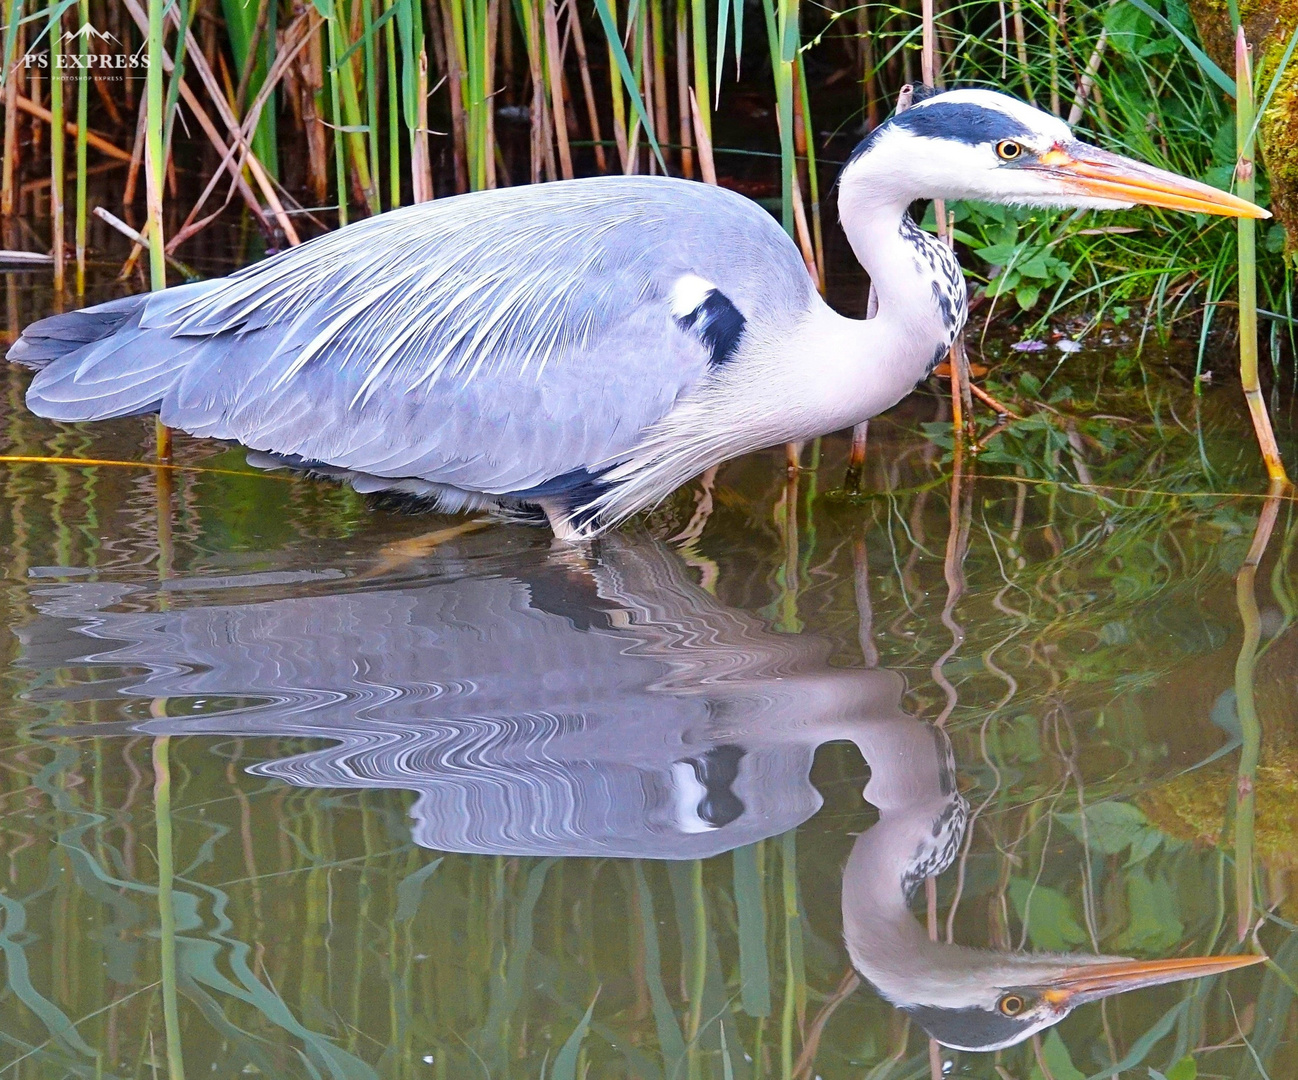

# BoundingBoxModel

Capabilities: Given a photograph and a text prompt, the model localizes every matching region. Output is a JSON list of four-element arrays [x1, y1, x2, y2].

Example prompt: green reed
[[5, 0, 1292, 352], [47, 0, 62, 291], [72, 0, 85, 292], [1, 381, 1297, 1075]]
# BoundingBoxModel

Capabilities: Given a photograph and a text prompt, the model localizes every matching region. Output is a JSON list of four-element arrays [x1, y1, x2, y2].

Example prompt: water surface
[[2, 255, 1297, 1078]]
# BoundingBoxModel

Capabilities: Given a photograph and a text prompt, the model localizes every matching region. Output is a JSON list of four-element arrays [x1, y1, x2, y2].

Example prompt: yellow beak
[[1040, 953, 1267, 1009], [1033, 142, 1270, 219]]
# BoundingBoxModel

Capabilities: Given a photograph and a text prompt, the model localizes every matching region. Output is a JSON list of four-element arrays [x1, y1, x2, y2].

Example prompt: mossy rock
[[1188, 0, 1298, 247], [1139, 754, 1298, 873]]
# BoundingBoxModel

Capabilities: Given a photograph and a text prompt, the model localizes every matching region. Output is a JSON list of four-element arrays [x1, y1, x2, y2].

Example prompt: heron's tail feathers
[[6, 294, 149, 371], [10, 282, 221, 423]]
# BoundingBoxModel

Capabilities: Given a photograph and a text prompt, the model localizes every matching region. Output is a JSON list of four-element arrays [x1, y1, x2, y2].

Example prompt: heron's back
[[13, 178, 813, 508]]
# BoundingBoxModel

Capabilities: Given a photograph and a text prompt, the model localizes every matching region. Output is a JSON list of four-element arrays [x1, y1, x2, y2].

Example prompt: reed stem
[[146, 0, 172, 459], [1235, 28, 1288, 484], [152, 734, 186, 1080], [49, 0, 64, 293], [0, 0, 19, 217], [327, 9, 349, 224], [1233, 491, 1281, 939], [75, 0, 89, 294]]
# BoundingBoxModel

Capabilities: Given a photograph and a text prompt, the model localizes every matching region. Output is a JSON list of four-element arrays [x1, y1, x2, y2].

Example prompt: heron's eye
[[998, 994, 1026, 1016], [996, 140, 1024, 162]]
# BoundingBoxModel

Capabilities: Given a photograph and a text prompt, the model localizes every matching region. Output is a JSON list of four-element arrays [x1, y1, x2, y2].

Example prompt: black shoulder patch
[[675, 289, 746, 369], [682, 744, 746, 827]]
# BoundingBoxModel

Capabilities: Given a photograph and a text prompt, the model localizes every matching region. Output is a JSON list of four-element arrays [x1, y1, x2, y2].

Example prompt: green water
[[2, 263, 1298, 1078]]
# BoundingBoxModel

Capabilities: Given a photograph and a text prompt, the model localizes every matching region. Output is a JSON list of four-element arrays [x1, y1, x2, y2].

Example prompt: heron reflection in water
[[18, 536, 1261, 1052]]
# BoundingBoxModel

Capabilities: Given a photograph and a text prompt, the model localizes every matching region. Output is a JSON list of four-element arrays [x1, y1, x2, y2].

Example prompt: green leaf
[[1165, 1055, 1198, 1080], [1106, 3, 1153, 55], [975, 242, 1019, 265], [989, 270, 1020, 296], [591, 0, 666, 171], [1056, 801, 1151, 856], [1123, 0, 1234, 97], [393, 857, 443, 922], [1113, 869, 1184, 953], [1018, 254, 1054, 279], [1016, 284, 1041, 309], [1031, 1030, 1085, 1080], [551, 989, 601, 1080], [1008, 879, 1090, 951]]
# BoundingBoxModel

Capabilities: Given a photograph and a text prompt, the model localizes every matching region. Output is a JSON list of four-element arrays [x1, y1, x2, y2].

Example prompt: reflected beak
[[1040, 953, 1267, 1010], [1032, 142, 1270, 219]]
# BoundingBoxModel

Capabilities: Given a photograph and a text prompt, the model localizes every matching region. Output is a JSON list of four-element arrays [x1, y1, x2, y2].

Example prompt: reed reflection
[[17, 535, 1259, 1053]]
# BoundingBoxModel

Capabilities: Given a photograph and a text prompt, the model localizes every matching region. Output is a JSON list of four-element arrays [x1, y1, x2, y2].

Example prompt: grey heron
[[18, 534, 1264, 1052], [7, 89, 1265, 538]]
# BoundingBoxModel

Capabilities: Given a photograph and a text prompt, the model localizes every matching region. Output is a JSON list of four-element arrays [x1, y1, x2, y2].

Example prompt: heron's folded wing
[[27, 179, 805, 495]]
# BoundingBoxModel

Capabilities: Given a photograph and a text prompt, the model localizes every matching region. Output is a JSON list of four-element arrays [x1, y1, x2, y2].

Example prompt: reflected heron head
[[893, 951, 1265, 1052], [841, 88, 1266, 219]]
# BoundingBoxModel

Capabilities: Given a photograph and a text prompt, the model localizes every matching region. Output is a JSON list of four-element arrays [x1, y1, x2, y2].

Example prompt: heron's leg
[[537, 497, 584, 543], [359, 518, 493, 578], [785, 440, 804, 476], [671, 464, 719, 546]]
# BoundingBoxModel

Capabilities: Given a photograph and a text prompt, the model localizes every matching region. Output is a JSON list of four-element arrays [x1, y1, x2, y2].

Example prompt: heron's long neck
[[839, 180, 965, 328], [754, 179, 967, 439], [840, 718, 973, 1000]]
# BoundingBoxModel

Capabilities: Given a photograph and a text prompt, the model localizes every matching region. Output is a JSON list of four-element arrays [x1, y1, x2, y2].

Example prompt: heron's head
[[839, 87, 1266, 219], [886, 950, 1264, 1052]]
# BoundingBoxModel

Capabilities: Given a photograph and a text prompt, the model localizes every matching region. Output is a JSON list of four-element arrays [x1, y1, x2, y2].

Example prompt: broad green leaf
[[1032, 1030, 1085, 1080], [1113, 869, 1183, 953], [1106, 3, 1153, 55], [975, 242, 1019, 265], [1056, 801, 1150, 856], [1124, 0, 1234, 97], [1008, 878, 1089, 951], [1016, 284, 1041, 309], [1018, 255, 1054, 280]]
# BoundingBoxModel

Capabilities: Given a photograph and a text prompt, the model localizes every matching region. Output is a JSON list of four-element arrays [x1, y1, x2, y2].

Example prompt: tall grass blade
[[1, 0, 20, 216], [153, 735, 187, 1080], [733, 843, 771, 1019], [222, 0, 280, 177], [632, 862, 687, 1072], [1234, 27, 1287, 482], [73, 0, 86, 293], [1126, 0, 1234, 98], [48, 0, 63, 292], [592, 0, 665, 169], [552, 988, 600, 1080]]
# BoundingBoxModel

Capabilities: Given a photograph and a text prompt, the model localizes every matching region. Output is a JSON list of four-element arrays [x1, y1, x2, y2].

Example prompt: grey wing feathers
[[14, 176, 810, 497]]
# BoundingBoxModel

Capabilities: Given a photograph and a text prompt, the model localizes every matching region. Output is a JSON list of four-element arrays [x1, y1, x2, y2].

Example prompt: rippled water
[[3, 253, 1298, 1077]]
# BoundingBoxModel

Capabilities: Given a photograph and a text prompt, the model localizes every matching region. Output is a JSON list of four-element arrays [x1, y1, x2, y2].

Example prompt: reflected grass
[[0, 354, 1294, 1077]]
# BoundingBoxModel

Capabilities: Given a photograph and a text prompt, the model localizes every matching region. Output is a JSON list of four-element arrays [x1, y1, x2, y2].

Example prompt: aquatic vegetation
[[0, 353, 1294, 1076], [0, 0, 1294, 338]]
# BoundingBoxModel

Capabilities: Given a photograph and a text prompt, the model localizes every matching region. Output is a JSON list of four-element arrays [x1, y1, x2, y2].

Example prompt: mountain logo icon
[[59, 24, 122, 46]]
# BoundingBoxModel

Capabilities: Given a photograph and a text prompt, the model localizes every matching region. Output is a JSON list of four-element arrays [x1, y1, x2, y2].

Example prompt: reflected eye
[[998, 994, 1026, 1016], [996, 140, 1024, 162]]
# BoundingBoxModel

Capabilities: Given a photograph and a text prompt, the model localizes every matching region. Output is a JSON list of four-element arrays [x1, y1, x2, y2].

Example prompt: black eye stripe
[[845, 100, 1037, 167], [892, 102, 1034, 147]]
